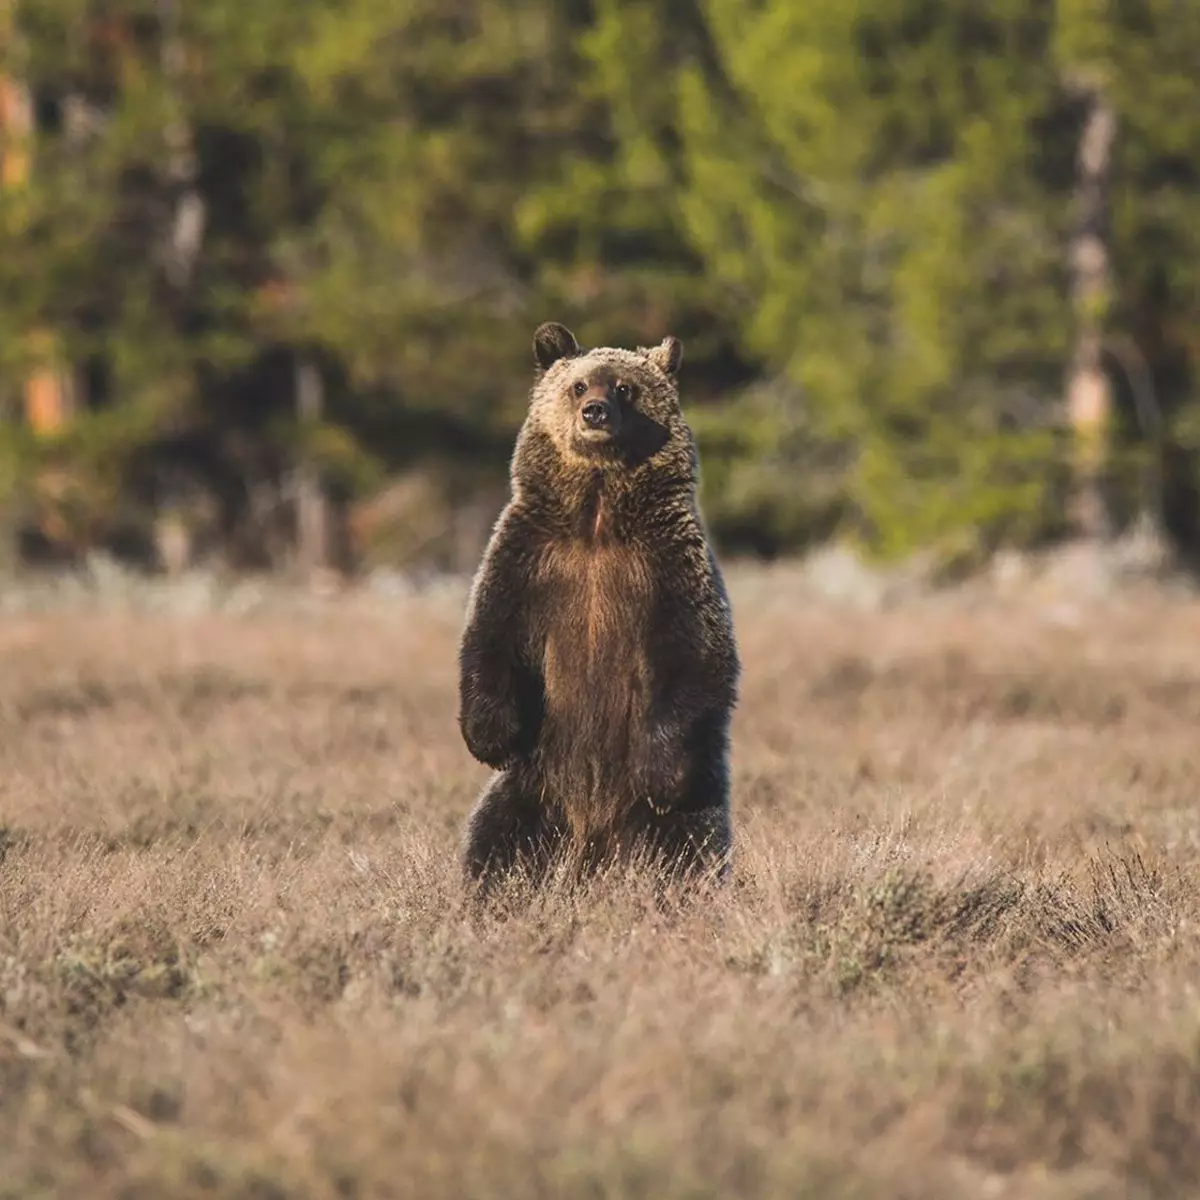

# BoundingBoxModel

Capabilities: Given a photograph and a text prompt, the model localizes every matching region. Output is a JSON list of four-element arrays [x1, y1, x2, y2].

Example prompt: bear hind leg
[[626, 801, 733, 885], [460, 771, 565, 892]]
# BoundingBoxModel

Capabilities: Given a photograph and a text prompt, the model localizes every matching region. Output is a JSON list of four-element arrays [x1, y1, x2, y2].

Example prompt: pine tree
[[663, 0, 1073, 562]]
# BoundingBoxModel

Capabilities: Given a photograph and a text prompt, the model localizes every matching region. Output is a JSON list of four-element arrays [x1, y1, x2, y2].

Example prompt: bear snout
[[581, 399, 613, 430], [576, 383, 621, 437]]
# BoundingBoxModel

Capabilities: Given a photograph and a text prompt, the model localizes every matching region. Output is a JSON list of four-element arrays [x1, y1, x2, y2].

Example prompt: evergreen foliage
[[0, 0, 1197, 567]]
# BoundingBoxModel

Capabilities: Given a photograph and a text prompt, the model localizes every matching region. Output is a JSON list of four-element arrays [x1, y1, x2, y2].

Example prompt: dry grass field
[[2, 570, 1200, 1199]]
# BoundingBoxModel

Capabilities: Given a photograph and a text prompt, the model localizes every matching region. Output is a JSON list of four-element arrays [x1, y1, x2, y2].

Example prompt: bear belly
[[536, 540, 654, 838]]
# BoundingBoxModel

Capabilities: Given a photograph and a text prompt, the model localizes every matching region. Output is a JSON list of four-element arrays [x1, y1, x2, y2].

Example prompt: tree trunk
[[2, 2, 83, 568], [158, 0, 205, 289], [0, 27, 31, 190], [1067, 84, 1116, 541], [0, 13, 71, 434], [294, 355, 329, 577]]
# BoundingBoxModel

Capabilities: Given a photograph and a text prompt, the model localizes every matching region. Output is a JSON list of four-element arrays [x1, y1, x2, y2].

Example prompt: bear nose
[[581, 399, 612, 429]]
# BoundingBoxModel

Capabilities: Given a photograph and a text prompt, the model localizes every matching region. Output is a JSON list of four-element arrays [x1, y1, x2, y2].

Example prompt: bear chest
[[535, 539, 655, 722]]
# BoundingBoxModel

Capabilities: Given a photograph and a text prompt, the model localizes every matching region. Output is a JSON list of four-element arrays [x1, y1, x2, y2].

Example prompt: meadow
[[2, 569, 1199, 1199]]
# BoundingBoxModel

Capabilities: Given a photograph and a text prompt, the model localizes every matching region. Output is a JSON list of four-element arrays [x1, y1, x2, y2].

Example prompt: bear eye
[[572, 380, 588, 398], [613, 383, 631, 403]]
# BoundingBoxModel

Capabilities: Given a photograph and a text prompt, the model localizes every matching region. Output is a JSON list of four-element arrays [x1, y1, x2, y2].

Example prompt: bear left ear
[[645, 335, 683, 378], [533, 322, 580, 371]]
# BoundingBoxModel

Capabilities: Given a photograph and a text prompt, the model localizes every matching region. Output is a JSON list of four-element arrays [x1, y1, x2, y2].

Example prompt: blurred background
[[0, 0, 1198, 585]]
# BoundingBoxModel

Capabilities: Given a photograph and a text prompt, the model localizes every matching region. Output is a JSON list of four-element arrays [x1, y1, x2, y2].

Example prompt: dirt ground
[[2, 570, 1199, 1199]]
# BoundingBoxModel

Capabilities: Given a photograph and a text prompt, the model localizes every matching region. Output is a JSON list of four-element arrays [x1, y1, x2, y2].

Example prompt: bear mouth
[[571, 425, 622, 462], [575, 424, 616, 442], [571, 412, 674, 465], [572, 404, 622, 454], [563, 407, 673, 466]]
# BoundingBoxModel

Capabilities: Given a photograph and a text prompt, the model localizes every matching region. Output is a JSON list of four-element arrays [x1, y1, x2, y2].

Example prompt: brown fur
[[535, 537, 655, 840], [457, 322, 739, 889]]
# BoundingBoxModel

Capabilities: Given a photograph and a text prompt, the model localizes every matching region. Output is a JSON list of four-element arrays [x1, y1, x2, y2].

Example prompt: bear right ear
[[644, 335, 683, 378], [533, 322, 580, 371]]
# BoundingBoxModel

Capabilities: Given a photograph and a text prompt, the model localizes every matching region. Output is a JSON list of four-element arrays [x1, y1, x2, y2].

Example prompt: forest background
[[1, 0, 1198, 581]]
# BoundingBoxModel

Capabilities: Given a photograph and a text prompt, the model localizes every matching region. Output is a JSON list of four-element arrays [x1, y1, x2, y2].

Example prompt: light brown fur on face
[[532, 350, 681, 455], [520, 334, 694, 493]]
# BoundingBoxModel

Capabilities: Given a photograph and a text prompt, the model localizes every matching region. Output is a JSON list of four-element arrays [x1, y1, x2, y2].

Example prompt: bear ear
[[533, 322, 580, 371], [645, 335, 683, 378]]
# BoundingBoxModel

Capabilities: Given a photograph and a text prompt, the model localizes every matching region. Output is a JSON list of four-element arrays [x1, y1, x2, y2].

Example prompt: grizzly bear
[[456, 321, 739, 890]]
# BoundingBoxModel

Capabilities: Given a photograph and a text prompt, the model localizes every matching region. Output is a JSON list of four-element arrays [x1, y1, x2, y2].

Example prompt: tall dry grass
[[2, 577, 1200, 1198]]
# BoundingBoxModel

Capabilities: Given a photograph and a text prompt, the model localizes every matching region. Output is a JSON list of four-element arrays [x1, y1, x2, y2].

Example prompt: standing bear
[[456, 322, 740, 888]]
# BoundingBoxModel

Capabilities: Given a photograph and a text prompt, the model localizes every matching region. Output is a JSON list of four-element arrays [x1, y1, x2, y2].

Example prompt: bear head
[[523, 322, 692, 474]]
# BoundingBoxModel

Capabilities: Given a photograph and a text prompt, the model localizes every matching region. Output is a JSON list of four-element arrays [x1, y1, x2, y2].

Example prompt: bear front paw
[[635, 725, 688, 807], [460, 699, 528, 769]]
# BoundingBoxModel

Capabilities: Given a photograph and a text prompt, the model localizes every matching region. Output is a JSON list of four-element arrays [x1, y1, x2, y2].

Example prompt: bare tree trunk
[[2, 4, 30, 568], [294, 355, 329, 577], [147, 0, 204, 571], [2, 1, 83, 568], [0, 11, 70, 433], [0, 10, 31, 191], [158, 0, 205, 289], [1067, 84, 1116, 541], [23, 335, 77, 431]]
